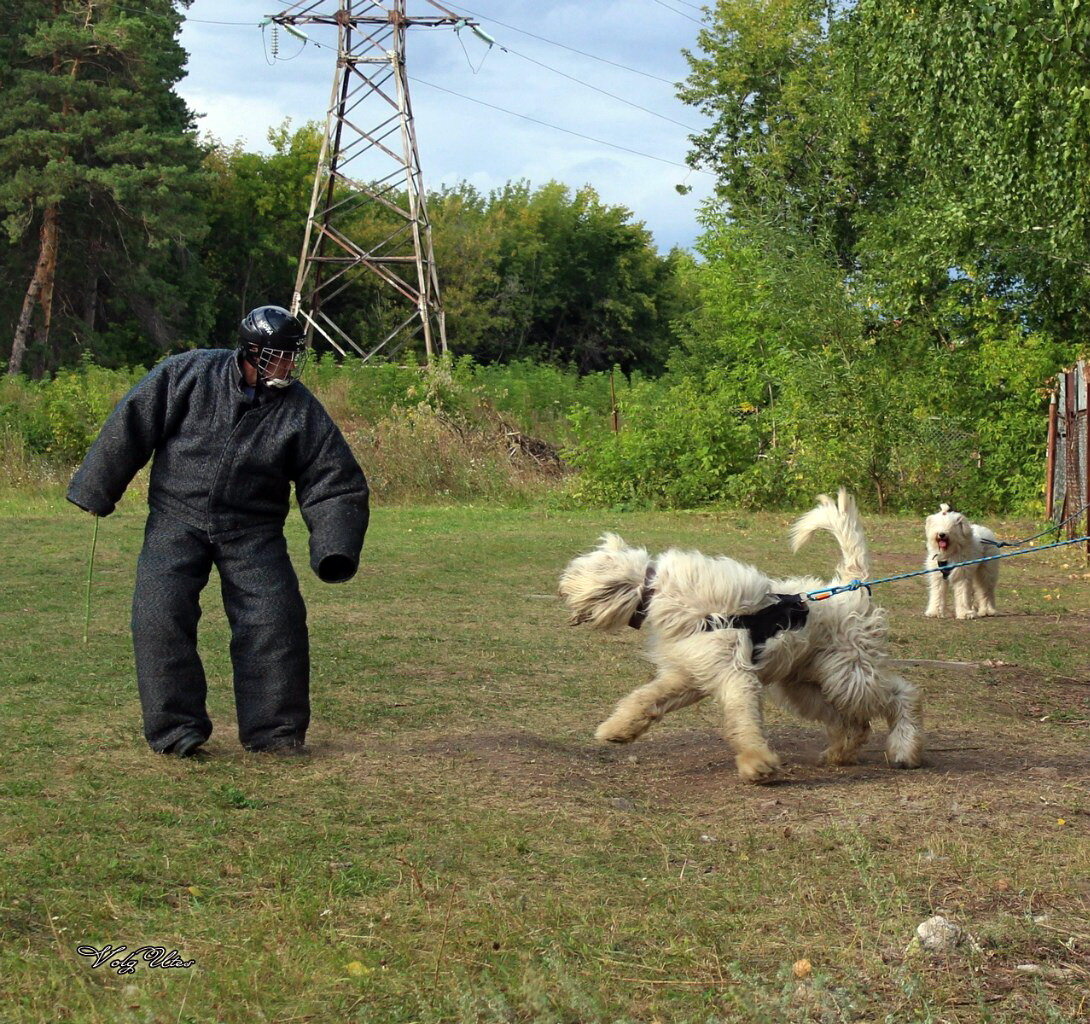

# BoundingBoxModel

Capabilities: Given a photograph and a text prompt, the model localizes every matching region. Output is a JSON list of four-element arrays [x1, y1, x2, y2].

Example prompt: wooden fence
[[1045, 360, 1089, 557]]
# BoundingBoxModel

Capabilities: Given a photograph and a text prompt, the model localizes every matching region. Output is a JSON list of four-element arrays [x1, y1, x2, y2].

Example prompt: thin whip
[[83, 516, 99, 644]]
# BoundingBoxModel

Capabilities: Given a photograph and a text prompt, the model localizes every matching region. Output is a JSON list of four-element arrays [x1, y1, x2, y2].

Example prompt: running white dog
[[559, 491, 924, 782], [923, 503, 999, 619]]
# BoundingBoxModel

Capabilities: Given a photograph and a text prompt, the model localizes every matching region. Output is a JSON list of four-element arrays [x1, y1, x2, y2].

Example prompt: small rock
[[1015, 964, 1075, 980], [791, 982, 817, 1004], [699, 834, 718, 843], [915, 915, 966, 952]]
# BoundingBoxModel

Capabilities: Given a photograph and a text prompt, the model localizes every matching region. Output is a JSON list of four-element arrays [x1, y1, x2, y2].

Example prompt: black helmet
[[238, 305, 307, 388]]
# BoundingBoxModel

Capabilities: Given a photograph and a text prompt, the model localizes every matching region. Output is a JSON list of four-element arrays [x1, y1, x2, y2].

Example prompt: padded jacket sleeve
[[294, 423, 370, 583], [66, 359, 175, 517]]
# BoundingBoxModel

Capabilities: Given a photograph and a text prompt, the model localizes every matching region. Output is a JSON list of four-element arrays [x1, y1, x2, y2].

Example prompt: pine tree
[[0, 0, 209, 375]]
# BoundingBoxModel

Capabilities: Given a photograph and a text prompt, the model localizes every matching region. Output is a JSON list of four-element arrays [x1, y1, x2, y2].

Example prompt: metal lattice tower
[[271, 0, 470, 361]]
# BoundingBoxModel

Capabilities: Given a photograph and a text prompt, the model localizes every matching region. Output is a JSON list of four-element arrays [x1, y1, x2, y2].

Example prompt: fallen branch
[[615, 976, 719, 987], [891, 659, 985, 670], [433, 882, 458, 988], [1032, 920, 1090, 943]]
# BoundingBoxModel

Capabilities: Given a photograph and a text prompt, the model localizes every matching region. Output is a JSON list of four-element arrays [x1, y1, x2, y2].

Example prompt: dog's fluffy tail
[[789, 489, 870, 583]]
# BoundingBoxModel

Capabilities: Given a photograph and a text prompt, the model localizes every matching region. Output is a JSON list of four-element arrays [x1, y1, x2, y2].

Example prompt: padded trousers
[[132, 508, 310, 752]]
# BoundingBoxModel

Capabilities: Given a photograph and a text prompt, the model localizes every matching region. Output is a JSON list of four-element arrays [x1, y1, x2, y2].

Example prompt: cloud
[[178, 0, 714, 250]]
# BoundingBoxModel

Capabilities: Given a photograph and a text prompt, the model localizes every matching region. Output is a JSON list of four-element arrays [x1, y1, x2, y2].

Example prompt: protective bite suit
[[67, 347, 369, 752]]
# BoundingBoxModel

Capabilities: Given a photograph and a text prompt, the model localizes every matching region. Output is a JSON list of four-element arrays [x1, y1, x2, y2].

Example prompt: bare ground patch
[[351, 718, 1090, 836]]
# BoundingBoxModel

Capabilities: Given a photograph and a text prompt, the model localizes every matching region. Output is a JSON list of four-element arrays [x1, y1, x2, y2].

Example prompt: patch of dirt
[[974, 664, 1090, 723], [393, 724, 1090, 831]]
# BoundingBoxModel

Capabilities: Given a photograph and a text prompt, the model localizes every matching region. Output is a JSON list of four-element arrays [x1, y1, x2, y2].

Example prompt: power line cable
[[414, 76, 710, 173], [649, 0, 706, 26], [444, 1, 681, 85], [500, 43, 700, 131], [103, 2, 259, 26], [181, 16, 258, 24]]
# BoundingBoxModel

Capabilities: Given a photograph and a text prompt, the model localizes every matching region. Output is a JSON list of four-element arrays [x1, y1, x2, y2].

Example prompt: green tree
[[441, 181, 686, 373], [850, 0, 1090, 343], [202, 122, 322, 343], [0, 0, 210, 376], [679, 0, 873, 265]]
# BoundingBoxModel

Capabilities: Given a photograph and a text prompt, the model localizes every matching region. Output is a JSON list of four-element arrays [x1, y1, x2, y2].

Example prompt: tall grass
[[0, 355, 619, 505]]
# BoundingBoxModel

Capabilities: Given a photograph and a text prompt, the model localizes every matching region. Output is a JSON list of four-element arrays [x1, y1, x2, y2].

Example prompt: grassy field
[[1, 494, 1088, 1023]]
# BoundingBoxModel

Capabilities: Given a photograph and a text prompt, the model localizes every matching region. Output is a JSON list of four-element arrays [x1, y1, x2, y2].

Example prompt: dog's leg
[[952, 572, 977, 619], [768, 681, 869, 766], [717, 669, 780, 782], [823, 718, 871, 766], [974, 564, 999, 616], [595, 667, 704, 744], [924, 571, 947, 618], [881, 672, 924, 768]]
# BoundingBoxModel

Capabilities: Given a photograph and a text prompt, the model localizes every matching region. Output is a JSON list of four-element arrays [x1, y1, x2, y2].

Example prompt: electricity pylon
[[271, 0, 471, 361]]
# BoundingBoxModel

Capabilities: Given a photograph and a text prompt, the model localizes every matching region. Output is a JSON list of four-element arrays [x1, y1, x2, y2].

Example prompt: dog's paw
[[924, 608, 943, 618], [822, 747, 860, 767], [887, 741, 923, 769], [736, 748, 781, 783], [956, 609, 977, 620], [594, 719, 641, 744], [977, 606, 997, 617]]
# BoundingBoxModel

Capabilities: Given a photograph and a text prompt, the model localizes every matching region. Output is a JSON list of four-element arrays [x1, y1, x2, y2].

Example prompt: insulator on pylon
[[270, 24, 280, 59]]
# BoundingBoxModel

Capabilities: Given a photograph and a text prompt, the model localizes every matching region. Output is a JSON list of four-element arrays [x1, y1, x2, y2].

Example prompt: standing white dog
[[559, 491, 923, 782], [923, 503, 999, 619]]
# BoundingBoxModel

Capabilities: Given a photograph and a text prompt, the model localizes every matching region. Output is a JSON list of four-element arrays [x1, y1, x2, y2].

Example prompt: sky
[[176, 0, 717, 253]]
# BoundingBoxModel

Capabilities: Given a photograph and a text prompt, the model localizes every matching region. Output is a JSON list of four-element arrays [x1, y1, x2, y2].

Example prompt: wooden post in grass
[[1064, 366, 1077, 535], [1045, 390, 1057, 520], [1084, 363, 1089, 563]]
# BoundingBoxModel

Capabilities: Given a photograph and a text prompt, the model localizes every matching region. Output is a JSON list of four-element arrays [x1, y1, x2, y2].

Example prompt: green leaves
[[0, 0, 210, 374]]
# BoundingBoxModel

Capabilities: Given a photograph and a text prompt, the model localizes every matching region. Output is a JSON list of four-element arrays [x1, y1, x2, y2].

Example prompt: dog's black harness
[[628, 568, 809, 654], [933, 554, 954, 579]]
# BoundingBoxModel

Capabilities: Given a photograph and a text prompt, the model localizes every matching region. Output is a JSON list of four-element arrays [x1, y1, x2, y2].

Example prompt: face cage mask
[[244, 345, 308, 389]]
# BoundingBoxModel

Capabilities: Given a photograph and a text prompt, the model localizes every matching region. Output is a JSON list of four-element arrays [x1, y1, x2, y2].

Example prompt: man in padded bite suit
[[68, 305, 369, 758]]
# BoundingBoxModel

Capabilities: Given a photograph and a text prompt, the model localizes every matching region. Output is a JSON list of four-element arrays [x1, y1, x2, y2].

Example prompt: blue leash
[[981, 500, 1090, 549], [807, 533, 1090, 602]]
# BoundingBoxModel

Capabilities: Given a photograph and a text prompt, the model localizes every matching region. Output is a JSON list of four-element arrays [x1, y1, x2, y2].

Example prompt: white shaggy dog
[[923, 503, 999, 619], [559, 491, 924, 782]]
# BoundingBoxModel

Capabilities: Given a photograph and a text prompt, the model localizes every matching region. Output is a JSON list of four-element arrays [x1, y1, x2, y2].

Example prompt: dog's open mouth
[[937, 538, 949, 551]]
